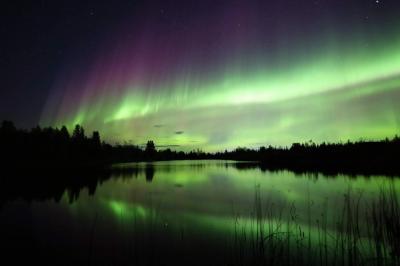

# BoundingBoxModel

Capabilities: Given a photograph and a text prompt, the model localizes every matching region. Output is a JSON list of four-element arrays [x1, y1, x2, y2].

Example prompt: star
[[376, 0, 379, 3]]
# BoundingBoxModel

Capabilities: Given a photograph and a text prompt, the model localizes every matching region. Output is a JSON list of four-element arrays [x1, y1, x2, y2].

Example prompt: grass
[[227, 183, 400, 266]]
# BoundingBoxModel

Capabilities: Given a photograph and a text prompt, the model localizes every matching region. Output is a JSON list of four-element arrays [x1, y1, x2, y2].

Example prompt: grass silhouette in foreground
[[1, 120, 400, 175], [226, 184, 400, 266]]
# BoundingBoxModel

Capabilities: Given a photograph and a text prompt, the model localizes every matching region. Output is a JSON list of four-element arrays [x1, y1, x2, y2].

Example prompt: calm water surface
[[1, 160, 399, 265]]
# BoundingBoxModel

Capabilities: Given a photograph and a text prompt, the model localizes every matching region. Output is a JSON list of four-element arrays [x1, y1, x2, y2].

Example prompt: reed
[[228, 183, 399, 266]]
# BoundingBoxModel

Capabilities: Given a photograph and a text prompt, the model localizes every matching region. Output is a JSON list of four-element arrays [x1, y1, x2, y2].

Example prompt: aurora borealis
[[3, 1, 400, 151]]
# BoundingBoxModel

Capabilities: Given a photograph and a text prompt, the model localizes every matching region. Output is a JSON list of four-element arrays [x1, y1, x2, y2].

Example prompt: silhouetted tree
[[91, 131, 101, 147], [72, 124, 85, 140], [145, 140, 155, 152], [145, 140, 156, 160], [1, 120, 16, 133], [60, 126, 70, 140]]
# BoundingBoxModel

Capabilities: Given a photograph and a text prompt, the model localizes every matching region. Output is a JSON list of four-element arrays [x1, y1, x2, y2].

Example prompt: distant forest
[[1, 120, 400, 175]]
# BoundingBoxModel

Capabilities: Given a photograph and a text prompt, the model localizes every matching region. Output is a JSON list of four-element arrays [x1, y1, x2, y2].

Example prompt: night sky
[[1, 0, 400, 151]]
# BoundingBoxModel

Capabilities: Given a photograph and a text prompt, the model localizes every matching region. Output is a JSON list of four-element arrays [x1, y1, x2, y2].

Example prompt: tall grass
[[229, 183, 400, 266]]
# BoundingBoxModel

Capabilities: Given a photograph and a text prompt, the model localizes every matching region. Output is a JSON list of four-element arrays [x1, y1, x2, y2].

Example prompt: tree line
[[0, 120, 212, 168], [1, 120, 400, 175]]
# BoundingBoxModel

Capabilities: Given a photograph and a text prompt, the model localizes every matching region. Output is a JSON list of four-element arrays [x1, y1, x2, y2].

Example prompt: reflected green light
[[108, 200, 148, 220], [62, 162, 400, 261]]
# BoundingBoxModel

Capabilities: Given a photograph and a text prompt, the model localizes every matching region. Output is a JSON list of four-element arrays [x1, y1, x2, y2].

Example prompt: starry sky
[[1, 0, 400, 151]]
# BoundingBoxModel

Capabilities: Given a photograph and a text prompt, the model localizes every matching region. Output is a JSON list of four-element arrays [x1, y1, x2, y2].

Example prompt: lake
[[0, 160, 399, 266]]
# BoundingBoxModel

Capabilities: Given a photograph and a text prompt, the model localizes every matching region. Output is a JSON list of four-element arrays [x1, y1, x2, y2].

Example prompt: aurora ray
[[40, 1, 400, 151]]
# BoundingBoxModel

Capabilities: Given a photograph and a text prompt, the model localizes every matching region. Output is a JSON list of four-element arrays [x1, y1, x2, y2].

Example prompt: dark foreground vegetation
[[226, 185, 400, 266], [1, 120, 400, 175]]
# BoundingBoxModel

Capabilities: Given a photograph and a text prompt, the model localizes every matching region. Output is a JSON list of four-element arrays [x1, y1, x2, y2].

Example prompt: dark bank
[[1, 120, 400, 177]]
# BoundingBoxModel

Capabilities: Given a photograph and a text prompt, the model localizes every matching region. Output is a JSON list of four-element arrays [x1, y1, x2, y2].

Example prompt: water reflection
[[145, 164, 155, 182], [0, 160, 399, 265]]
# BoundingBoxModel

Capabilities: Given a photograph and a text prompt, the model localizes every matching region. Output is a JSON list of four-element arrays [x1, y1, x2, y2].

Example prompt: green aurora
[[40, 8, 400, 151]]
